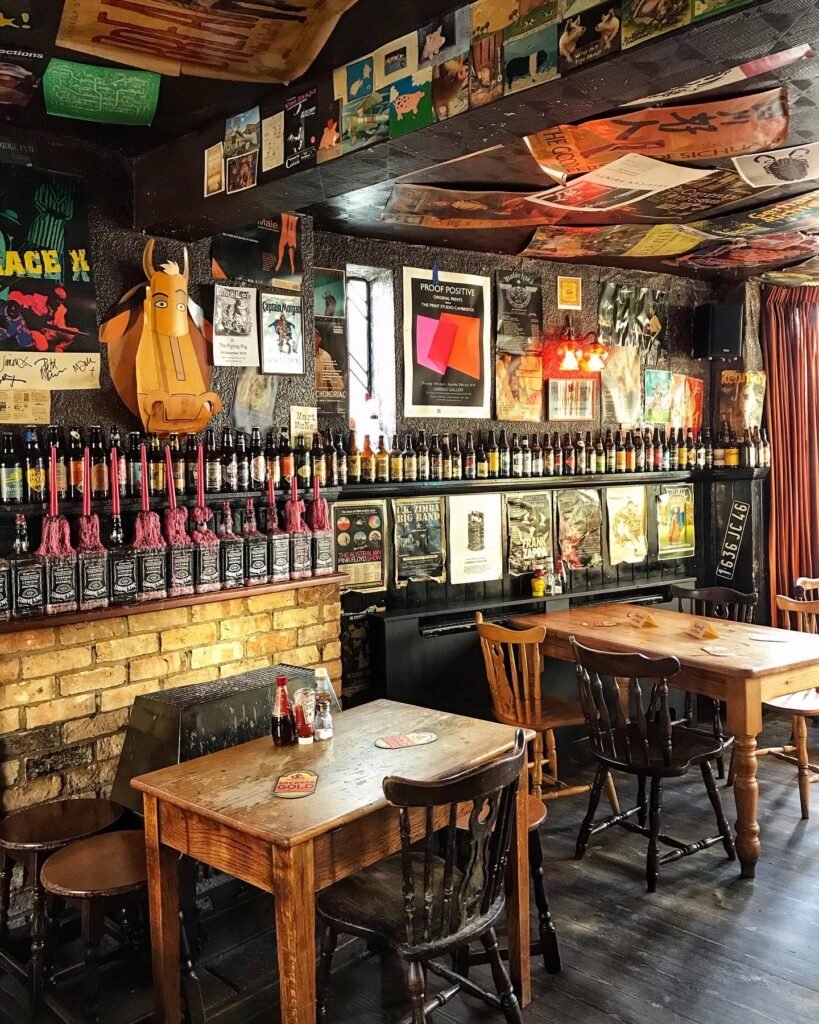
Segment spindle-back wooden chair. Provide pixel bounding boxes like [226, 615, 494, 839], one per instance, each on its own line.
[795, 577, 819, 600]
[316, 731, 527, 1024]
[571, 638, 735, 892]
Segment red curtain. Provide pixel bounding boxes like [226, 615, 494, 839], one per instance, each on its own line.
[760, 285, 819, 608]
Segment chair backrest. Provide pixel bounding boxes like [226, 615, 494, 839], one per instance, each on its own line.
[794, 577, 819, 601]
[383, 729, 525, 948]
[475, 611, 546, 727]
[776, 594, 819, 634]
[670, 584, 757, 624]
[570, 637, 685, 770]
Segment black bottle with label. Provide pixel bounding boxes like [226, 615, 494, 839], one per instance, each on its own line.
[0, 432, 23, 504]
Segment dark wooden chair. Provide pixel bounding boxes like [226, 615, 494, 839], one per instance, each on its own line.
[41, 830, 148, 1023]
[571, 638, 736, 893]
[670, 585, 757, 778]
[0, 798, 123, 1009]
[316, 731, 527, 1024]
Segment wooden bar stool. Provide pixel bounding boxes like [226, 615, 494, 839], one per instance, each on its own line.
[41, 830, 148, 1023]
[0, 798, 123, 1009]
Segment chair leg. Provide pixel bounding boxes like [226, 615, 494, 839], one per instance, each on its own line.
[407, 960, 427, 1024]
[795, 715, 811, 820]
[646, 777, 663, 894]
[82, 900, 104, 1023]
[480, 929, 523, 1024]
[636, 775, 647, 829]
[604, 772, 620, 814]
[0, 853, 10, 947]
[683, 691, 694, 727]
[700, 760, 736, 860]
[726, 746, 737, 787]
[528, 829, 560, 974]
[316, 924, 338, 1021]
[531, 733, 544, 800]
[544, 729, 558, 786]
[30, 861, 46, 1009]
[575, 765, 607, 860]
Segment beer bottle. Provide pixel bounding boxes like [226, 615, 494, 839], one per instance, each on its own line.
[531, 433, 543, 477]
[518, 435, 529, 478]
[498, 429, 510, 478]
[684, 427, 695, 469]
[22, 426, 46, 503]
[669, 427, 679, 470]
[562, 433, 576, 476]
[552, 431, 563, 477]
[402, 432, 417, 482]
[68, 428, 85, 499]
[741, 428, 756, 469]
[389, 434, 403, 483]
[476, 438, 489, 479]
[185, 435, 199, 495]
[633, 428, 644, 472]
[279, 429, 294, 491]
[440, 434, 452, 481]
[662, 428, 670, 472]
[604, 428, 616, 474]
[250, 427, 266, 489]
[345, 432, 361, 484]
[594, 432, 604, 475]
[574, 432, 586, 476]
[614, 430, 625, 473]
[376, 435, 390, 483]
[147, 432, 165, 497]
[89, 425, 110, 500]
[334, 433, 348, 486]
[696, 430, 706, 469]
[311, 432, 327, 487]
[725, 429, 740, 469]
[415, 430, 429, 482]
[235, 431, 250, 491]
[169, 433, 185, 494]
[543, 433, 554, 478]
[649, 428, 659, 471]
[294, 434, 311, 490]
[0, 432, 23, 503]
[624, 430, 635, 473]
[127, 431, 143, 497]
[324, 430, 339, 486]
[45, 424, 68, 500]
[487, 430, 499, 479]
[219, 427, 236, 491]
[464, 432, 477, 480]
[360, 434, 376, 483]
[751, 425, 762, 467]
[510, 432, 522, 478]
[760, 427, 771, 468]
[429, 434, 442, 481]
[205, 428, 222, 493]
[271, 675, 296, 746]
[582, 431, 593, 475]
[451, 434, 463, 481]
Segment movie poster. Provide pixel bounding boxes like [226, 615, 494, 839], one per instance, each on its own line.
[211, 216, 303, 293]
[392, 496, 446, 586]
[600, 346, 641, 426]
[718, 370, 766, 432]
[212, 283, 259, 367]
[332, 500, 388, 592]
[448, 492, 504, 585]
[496, 352, 543, 421]
[495, 270, 543, 352]
[598, 282, 667, 365]
[284, 88, 318, 171]
[403, 266, 491, 418]
[315, 315, 347, 415]
[606, 486, 648, 566]
[657, 484, 695, 560]
[259, 291, 303, 376]
[507, 491, 553, 576]
[557, 489, 603, 570]
[0, 165, 99, 389]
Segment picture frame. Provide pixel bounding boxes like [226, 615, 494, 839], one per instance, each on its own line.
[259, 290, 305, 376]
[548, 377, 595, 421]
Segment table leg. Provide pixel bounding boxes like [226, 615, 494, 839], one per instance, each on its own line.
[506, 754, 531, 1007]
[727, 685, 762, 879]
[144, 796, 181, 1024]
[273, 841, 316, 1024]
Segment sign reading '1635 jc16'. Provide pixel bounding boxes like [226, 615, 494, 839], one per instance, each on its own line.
[715, 500, 750, 582]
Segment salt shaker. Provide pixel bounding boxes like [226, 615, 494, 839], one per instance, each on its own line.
[314, 696, 333, 741]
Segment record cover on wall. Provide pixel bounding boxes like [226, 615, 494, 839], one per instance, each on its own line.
[211, 215, 303, 293]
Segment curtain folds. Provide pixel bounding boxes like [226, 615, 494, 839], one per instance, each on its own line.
[760, 285, 819, 609]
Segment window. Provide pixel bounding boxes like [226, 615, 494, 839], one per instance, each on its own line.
[345, 267, 396, 438]
[347, 276, 373, 432]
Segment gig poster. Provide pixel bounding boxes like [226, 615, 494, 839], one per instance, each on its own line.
[259, 291, 303, 376]
[392, 496, 446, 586]
[447, 493, 504, 585]
[332, 500, 388, 592]
[600, 346, 641, 426]
[315, 316, 347, 415]
[556, 489, 603, 570]
[657, 484, 695, 561]
[284, 88, 318, 171]
[212, 284, 259, 367]
[507, 491, 553, 576]
[717, 370, 766, 433]
[0, 165, 99, 390]
[606, 486, 648, 566]
[403, 266, 491, 419]
[211, 216, 303, 293]
[495, 270, 542, 352]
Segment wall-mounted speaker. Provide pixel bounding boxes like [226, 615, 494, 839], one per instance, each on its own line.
[691, 302, 744, 360]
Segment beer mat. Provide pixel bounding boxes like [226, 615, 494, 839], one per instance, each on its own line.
[375, 732, 438, 749]
[579, 620, 617, 627]
[273, 770, 318, 798]
[747, 633, 789, 642]
[701, 645, 734, 657]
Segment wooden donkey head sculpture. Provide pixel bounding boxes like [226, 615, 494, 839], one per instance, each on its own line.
[100, 238, 222, 436]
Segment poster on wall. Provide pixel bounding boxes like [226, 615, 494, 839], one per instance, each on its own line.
[0, 389, 50, 424]
[259, 291, 303, 375]
[600, 346, 641, 425]
[448, 492, 503, 585]
[403, 266, 491, 418]
[0, 165, 99, 390]
[644, 369, 672, 424]
[231, 369, 278, 433]
[495, 269, 542, 352]
[606, 486, 648, 566]
[211, 215, 303, 293]
[557, 489, 603, 570]
[315, 315, 347, 414]
[313, 268, 346, 319]
[507, 491, 553, 576]
[332, 500, 388, 592]
[717, 369, 766, 432]
[496, 352, 543, 421]
[212, 283, 259, 367]
[392, 496, 446, 586]
[657, 484, 695, 560]
[670, 373, 704, 433]
[598, 282, 667, 365]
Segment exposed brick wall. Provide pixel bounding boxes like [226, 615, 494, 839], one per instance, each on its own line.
[0, 583, 342, 813]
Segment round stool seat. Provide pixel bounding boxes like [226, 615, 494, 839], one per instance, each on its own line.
[0, 798, 123, 853]
[41, 830, 147, 900]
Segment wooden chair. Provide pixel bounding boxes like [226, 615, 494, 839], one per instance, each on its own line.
[316, 731, 527, 1024]
[571, 638, 736, 892]
[794, 577, 819, 600]
[475, 612, 618, 811]
[727, 595, 819, 818]
[670, 585, 757, 778]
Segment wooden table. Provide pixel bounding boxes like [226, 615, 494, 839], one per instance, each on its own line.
[132, 699, 531, 1024]
[510, 603, 819, 880]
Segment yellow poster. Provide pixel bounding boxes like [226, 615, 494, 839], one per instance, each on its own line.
[557, 276, 581, 309]
[0, 390, 50, 424]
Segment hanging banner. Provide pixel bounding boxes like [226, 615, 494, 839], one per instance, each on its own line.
[403, 266, 491, 419]
[525, 89, 789, 182]
[383, 183, 549, 229]
[694, 189, 819, 240]
[607, 486, 647, 566]
[0, 165, 98, 390]
[717, 370, 766, 433]
[43, 58, 161, 125]
[495, 270, 542, 352]
[598, 283, 667, 365]
[56, 0, 360, 84]
[522, 222, 708, 261]
[211, 216, 303, 293]
[507, 491, 553, 576]
[448, 492, 504, 585]
[657, 484, 695, 560]
[670, 233, 819, 272]
[212, 283, 259, 367]
[259, 291, 304, 376]
[557, 489, 603, 570]
[392, 496, 446, 586]
[315, 316, 347, 415]
[332, 500, 388, 592]
[600, 346, 641, 426]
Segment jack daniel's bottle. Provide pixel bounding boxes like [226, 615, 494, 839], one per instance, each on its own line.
[10, 515, 45, 619]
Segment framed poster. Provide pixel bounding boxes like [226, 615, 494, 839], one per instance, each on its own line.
[259, 291, 304, 375]
[507, 491, 553, 576]
[548, 378, 594, 420]
[657, 484, 695, 560]
[332, 500, 387, 592]
[392, 496, 446, 586]
[403, 266, 491, 418]
[447, 493, 503, 585]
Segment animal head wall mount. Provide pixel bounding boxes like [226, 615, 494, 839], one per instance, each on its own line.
[100, 238, 222, 437]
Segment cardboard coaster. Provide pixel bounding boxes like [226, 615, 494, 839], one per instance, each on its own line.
[274, 770, 318, 798]
[375, 732, 438, 749]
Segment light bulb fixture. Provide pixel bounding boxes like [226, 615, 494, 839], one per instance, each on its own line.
[541, 315, 609, 377]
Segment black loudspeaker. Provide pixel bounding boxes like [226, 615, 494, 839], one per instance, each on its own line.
[691, 302, 744, 360]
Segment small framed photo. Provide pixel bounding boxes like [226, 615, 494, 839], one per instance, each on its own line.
[557, 275, 582, 310]
[548, 377, 595, 421]
[259, 290, 305, 375]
